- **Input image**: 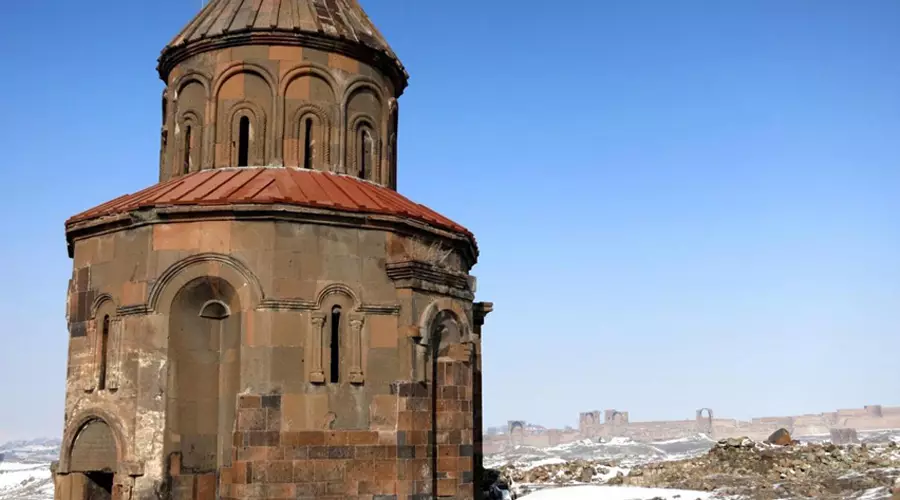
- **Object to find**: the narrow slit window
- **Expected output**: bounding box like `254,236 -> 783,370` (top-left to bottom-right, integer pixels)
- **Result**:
358,129 -> 371,179
389,133 -> 397,186
183,126 -> 192,174
238,116 -> 250,167
303,118 -> 314,169
330,306 -> 341,383
99,315 -> 110,390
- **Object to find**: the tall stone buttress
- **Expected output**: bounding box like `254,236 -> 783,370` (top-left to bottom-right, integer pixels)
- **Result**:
54,1 -> 492,499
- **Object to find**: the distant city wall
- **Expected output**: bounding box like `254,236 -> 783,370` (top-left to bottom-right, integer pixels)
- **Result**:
484,404 -> 900,453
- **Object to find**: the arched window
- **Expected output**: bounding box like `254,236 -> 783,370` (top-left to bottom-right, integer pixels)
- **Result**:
237,116 -> 250,167
330,305 -> 341,383
183,126 -> 192,174
303,118 -> 314,169
358,128 -> 373,179
199,300 -> 230,320
98,315 -> 110,390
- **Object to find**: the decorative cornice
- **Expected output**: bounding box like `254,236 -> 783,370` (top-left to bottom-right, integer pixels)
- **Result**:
117,298 -> 399,315
158,31 -> 408,96
117,305 -> 151,317
386,260 -> 472,291
357,303 -> 401,315
65,203 -> 478,266
390,279 -> 475,301
258,298 -> 399,315
258,298 -> 316,311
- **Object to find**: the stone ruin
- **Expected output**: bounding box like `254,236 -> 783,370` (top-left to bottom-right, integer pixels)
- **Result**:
830,428 -> 860,445
486,404 -> 900,452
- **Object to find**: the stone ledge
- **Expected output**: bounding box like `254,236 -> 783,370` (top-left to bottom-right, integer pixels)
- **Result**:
385,261 -> 472,292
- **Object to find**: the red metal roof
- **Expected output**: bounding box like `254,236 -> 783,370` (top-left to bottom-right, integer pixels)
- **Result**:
66,168 -> 472,238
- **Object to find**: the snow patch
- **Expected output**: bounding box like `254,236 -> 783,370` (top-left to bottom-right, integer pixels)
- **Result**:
520,485 -> 716,499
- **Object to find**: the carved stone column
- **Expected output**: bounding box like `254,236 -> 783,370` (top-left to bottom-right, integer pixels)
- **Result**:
310,313 -> 326,384
107,318 -> 123,390
414,339 -> 427,383
348,314 -> 365,384
83,320 -> 97,392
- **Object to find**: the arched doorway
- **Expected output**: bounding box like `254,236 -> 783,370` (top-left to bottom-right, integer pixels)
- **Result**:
69,419 -> 117,499
167,276 -> 241,474
697,408 -> 714,435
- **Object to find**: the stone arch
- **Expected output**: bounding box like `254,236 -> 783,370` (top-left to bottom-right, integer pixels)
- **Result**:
89,295 -> 118,392
166,275 -> 243,472
279,64 -> 338,166
173,71 -> 212,99
413,300 -> 471,382
174,78 -> 210,118
426,309 -> 464,359
342,78 -> 385,110
308,283 -> 364,391
342,78 -> 383,176
212,63 -> 276,165
314,282 -> 361,311
59,409 -> 128,474
225,101 -> 267,166
606,410 -> 628,426
696,408 -> 714,434
212,62 -> 276,103
290,103 -> 333,169
199,299 -> 231,319
418,297 -> 471,347
279,64 -> 338,98
348,114 -> 380,180
148,253 -> 263,315
169,74 -> 211,173
176,110 -> 202,174
90,293 -> 114,320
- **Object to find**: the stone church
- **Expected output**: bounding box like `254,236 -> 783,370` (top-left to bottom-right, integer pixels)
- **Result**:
54,1 -> 491,498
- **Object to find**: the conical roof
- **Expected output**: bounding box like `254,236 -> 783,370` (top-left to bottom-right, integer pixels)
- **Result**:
159,0 -> 407,88
67,167 -> 473,242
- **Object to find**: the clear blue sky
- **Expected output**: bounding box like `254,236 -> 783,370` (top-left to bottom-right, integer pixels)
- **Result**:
0,0 -> 897,441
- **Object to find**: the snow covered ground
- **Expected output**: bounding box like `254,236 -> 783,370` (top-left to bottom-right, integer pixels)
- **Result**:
487,430 -> 900,499
0,462 -> 53,500
520,485 -> 716,499
0,439 -> 59,500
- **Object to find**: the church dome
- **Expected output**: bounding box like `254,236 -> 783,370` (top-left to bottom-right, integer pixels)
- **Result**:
158,0 -> 407,92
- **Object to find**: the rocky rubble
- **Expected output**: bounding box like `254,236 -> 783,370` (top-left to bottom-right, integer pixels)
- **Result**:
488,433 -> 900,499
497,460 -> 615,487
623,435 -> 900,498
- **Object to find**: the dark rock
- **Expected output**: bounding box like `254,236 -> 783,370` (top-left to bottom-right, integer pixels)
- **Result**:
766,428 -> 792,446
482,468 -> 514,499
580,466 -> 594,482
608,471 -> 625,485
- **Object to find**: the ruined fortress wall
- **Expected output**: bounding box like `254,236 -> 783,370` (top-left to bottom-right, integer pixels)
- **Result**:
843,415 -> 900,431
882,407 -> 900,417
615,421 -> 697,441
837,409 -> 870,418
485,405 -> 900,453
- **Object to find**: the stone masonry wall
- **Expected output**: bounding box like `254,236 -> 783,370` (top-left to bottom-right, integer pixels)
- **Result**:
61,217 -> 479,499
200,376 -> 474,500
